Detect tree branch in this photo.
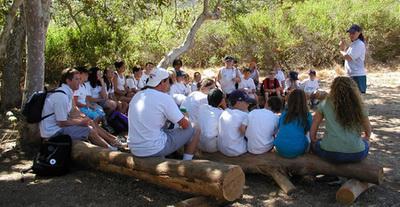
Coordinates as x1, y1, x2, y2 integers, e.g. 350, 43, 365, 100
59, 0, 82, 32
157, 0, 221, 68
0, 0, 24, 59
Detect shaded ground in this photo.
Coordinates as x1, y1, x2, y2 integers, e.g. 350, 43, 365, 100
1, 71, 399, 206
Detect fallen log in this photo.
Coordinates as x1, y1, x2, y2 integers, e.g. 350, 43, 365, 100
71, 141, 245, 202
336, 179, 375, 205
197, 152, 383, 193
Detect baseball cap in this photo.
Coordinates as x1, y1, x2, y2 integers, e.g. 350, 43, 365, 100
229, 90, 256, 106
309, 70, 316, 75
176, 70, 186, 77
224, 55, 235, 62
346, 24, 362, 33
146, 67, 170, 87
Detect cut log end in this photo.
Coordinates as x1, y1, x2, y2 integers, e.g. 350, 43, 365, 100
222, 166, 245, 201
336, 179, 375, 205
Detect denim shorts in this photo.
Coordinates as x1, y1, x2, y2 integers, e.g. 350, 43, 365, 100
312, 139, 369, 163
56, 125, 90, 140
351, 76, 367, 94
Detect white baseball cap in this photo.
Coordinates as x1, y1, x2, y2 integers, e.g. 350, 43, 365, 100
146, 67, 170, 87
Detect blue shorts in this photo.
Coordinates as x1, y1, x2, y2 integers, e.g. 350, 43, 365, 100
312, 140, 369, 163
55, 126, 90, 140
80, 105, 105, 120
351, 76, 367, 94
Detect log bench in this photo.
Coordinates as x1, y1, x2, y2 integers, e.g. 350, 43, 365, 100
71, 141, 245, 202
196, 152, 383, 195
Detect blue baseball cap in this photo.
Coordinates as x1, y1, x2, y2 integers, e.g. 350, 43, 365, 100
347, 24, 362, 33
229, 90, 256, 106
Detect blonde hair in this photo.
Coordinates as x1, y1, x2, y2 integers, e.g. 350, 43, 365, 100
328, 76, 365, 132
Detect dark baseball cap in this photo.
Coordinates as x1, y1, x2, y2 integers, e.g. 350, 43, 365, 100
176, 70, 186, 77
346, 24, 362, 33
229, 90, 256, 106
224, 55, 235, 62
309, 70, 316, 75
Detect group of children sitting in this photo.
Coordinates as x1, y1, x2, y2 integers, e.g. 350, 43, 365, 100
71, 56, 370, 164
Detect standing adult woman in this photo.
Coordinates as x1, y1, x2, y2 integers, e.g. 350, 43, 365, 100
310, 77, 371, 163
339, 24, 367, 94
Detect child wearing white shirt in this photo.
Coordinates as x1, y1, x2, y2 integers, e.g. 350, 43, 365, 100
198, 88, 227, 152
241, 96, 282, 154
218, 90, 254, 157
301, 70, 320, 105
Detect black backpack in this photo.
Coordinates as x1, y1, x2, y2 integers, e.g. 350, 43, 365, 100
22, 88, 66, 123
31, 135, 72, 176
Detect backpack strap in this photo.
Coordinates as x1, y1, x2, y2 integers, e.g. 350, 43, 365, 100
40, 90, 67, 121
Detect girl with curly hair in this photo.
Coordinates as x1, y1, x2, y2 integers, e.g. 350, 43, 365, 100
310, 76, 371, 163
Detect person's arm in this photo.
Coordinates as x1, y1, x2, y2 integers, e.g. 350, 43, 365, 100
310, 111, 324, 143
239, 124, 247, 135
177, 116, 190, 129
99, 79, 108, 100
340, 51, 353, 61
73, 96, 86, 108
362, 117, 372, 140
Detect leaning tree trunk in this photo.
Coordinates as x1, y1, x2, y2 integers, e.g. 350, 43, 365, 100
0, 6, 25, 112
157, 0, 221, 68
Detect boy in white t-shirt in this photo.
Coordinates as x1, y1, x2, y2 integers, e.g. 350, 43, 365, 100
301, 70, 320, 105
239, 68, 258, 108
198, 88, 227, 153
126, 66, 145, 93
218, 90, 254, 157
241, 96, 282, 154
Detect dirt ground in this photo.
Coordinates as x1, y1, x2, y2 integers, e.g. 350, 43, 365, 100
1, 71, 399, 207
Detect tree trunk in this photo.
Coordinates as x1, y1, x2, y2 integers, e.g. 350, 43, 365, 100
0, 0, 24, 59
197, 152, 383, 193
0, 6, 25, 112
22, 0, 46, 104
157, 0, 221, 68
72, 141, 245, 202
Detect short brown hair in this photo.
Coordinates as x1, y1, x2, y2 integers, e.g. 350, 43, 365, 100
60, 68, 79, 85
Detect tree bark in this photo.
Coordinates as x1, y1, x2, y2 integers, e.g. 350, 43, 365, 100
72, 141, 245, 202
197, 152, 384, 190
0, 6, 25, 111
0, 0, 24, 59
157, 0, 221, 68
22, 0, 48, 104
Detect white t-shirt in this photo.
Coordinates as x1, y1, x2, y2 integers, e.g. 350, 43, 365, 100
39, 84, 72, 138
128, 89, 184, 157
170, 82, 189, 105
345, 39, 366, 76
242, 109, 278, 154
126, 77, 145, 90
116, 73, 126, 91
74, 83, 89, 105
141, 73, 150, 85
198, 104, 223, 152
190, 82, 198, 92
181, 91, 208, 125
301, 79, 319, 94
238, 77, 256, 99
219, 68, 238, 94
275, 70, 285, 87
218, 108, 248, 156
87, 83, 103, 99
